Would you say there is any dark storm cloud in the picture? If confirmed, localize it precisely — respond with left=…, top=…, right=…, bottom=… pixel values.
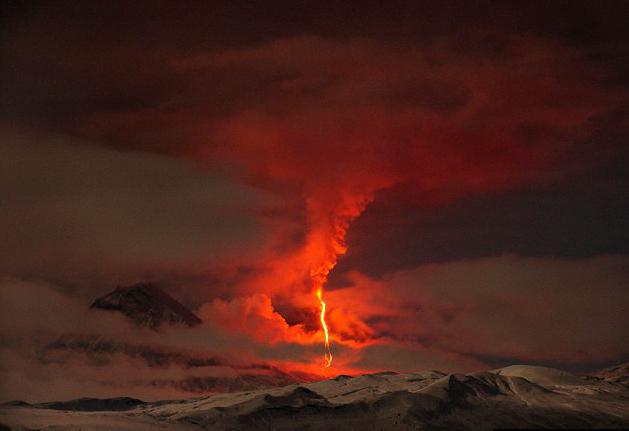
left=0, top=127, right=272, bottom=293
left=329, top=106, right=629, bottom=280
left=2, top=0, right=629, bottom=136
left=330, top=175, right=629, bottom=281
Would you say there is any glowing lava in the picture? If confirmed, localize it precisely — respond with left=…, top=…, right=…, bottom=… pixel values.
left=305, top=193, right=376, bottom=368
left=315, top=287, right=333, bottom=367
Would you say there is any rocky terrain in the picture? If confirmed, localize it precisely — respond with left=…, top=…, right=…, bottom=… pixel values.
left=2, top=364, right=628, bottom=430
left=590, top=362, right=629, bottom=388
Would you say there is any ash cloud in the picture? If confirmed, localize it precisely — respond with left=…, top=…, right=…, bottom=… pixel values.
left=1, top=1, right=629, bottom=396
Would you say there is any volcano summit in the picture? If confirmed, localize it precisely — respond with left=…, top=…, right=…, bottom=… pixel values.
left=90, top=283, right=202, bottom=330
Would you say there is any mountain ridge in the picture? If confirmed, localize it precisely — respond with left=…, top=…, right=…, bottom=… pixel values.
left=2, top=363, right=628, bottom=430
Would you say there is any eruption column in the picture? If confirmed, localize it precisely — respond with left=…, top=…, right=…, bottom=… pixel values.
left=306, top=191, right=376, bottom=368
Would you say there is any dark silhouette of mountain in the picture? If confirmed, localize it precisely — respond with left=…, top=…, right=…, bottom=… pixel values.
left=37, top=397, right=145, bottom=412
left=90, top=283, right=202, bottom=329
left=44, top=335, right=221, bottom=368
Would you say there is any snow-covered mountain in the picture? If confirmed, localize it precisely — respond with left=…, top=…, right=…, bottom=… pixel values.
left=2, top=364, right=628, bottom=430
left=590, top=362, right=629, bottom=388
left=90, top=283, right=202, bottom=329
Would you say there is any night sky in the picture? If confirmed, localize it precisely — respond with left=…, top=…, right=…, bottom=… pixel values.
left=1, top=1, right=628, bottom=401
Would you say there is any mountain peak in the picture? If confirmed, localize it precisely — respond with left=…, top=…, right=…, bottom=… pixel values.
left=90, top=283, right=202, bottom=330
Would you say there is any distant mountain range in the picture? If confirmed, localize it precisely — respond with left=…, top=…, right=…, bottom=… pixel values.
left=90, top=283, right=202, bottom=329
left=2, top=364, right=628, bottom=430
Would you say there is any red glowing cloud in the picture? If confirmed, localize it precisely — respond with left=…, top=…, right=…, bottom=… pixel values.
left=167, top=36, right=622, bottom=368
left=68, top=34, right=629, bottom=371
left=7, top=31, right=629, bottom=375
left=3, top=2, right=629, bottom=406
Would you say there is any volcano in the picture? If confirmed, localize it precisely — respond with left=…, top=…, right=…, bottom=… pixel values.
left=90, top=283, right=202, bottom=330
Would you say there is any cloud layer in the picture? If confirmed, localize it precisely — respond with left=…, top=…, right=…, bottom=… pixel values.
left=0, top=127, right=274, bottom=298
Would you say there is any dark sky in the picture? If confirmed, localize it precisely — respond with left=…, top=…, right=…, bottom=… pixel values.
left=1, top=0, right=628, bottom=401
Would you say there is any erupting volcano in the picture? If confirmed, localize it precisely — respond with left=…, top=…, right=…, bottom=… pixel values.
left=3, top=2, right=629, bottom=429
left=309, top=259, right=337, bottom=368
left=303, top=191, right=377, bottom=369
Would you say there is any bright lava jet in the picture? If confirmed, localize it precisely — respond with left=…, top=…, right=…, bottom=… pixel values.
left=316, top=287, right=333, bottom=367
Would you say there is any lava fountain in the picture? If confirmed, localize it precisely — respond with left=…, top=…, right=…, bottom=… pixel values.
left=305, top=191, right=376, bottom=369
left=315, top=287, right=333, bottom=367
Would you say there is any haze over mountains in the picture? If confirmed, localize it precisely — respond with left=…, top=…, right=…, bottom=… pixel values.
left=6, top=282, right=629, bottom=430
left=41, top=283, right=314, bottom=395
left=2, top=363, right=628, bottom=430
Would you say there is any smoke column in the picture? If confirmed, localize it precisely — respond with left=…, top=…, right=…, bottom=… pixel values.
left=304, top=190, right=375, bottom=367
